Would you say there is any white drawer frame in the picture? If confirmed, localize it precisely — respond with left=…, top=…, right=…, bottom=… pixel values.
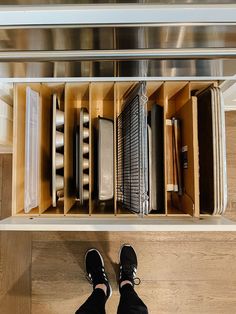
left=0, top=216, right=236, bottom=232
left=0, top=77, right=235, bottom=231
left=0, top=3, right=236, bottom=231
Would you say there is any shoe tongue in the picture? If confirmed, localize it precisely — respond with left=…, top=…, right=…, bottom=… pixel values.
left=123, top=264, right=135, bottom=275
left=92, top=269, right=107, bottom=287
left=121, top=265, right=135, bottom=284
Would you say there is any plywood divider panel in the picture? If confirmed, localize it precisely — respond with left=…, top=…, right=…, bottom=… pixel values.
left=164, top=82, right=200, bottom=216
left=155, top=84, right=165, bottom=106
left=165, top=83, right=189, bottom=119
left=164, top=82, right=188, bottom=100
left=39, top=85, right=53, bottom=214
left=174, top=83, right=190, bottom=112
left=146, top=81, right=163, bottom=111
left=90, top=82, right=114, bottom=215
left=163, top=83, right=168, bottom=215
left=13, top=208, right=39, bottom=217
left=173, top=96, right=200, bottom=217
left=164, top=82, right=190, bottom=216
left=12, top=83, right=40, bottom=215
left=115, top=82, right=137, bottom=116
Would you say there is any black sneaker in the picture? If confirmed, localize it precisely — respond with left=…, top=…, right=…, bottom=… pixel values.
left=119, top=244, right=141, bottom=289
left=85, top=248, right=112, bottom=299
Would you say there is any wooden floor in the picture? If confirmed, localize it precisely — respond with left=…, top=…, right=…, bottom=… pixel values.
left=1, top=112, right=236, bottom=314
left=224, top=112, right=236, bottom=222
left=0, top=155, right=32, bottom=314
left=31, top=232, right=236, bottom=314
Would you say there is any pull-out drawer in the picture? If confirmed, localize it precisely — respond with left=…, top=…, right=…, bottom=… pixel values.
left=0, top=80, right=235, bottom=231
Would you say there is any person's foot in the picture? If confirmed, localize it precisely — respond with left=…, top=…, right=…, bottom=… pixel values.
left=85, top=248, right=112, bottom=299
left=119, top=244, right=141, bottom=290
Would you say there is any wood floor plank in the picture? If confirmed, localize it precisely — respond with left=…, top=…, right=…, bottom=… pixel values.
left=32, top=240, right=236, bottom=281
left=33, top=280, right=236, bottom=314
left=0, top=155, right=3, bottom=205
left=225, top=112, right=236, bottom=221
left=32, top=231, right=236, bottom=243
left=137, top=280, right=236, bottom=314
left=0, top=155, right=3, bottom=218
left=0, top=232, right=32, bottom=314
left=1, top=154, right=12, bottom=219
left=226, top=112, right=236, bottom=202
left=32, top=240, right=236, bottom=314
left=0, top=154, right=31, bottom=314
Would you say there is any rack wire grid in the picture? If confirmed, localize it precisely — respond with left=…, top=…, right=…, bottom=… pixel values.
left=117, top=82, right=149, bottom=215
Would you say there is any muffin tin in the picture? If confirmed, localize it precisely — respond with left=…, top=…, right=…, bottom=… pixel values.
left=76, top=107, right=90, bottom=204
left=52, top=93, right=65, bottom=207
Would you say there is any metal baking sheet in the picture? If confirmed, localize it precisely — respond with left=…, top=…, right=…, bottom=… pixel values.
left=98, top=117, right=114, bottom=201
left=218, top=88, right=228, bottom=215
left=215, top=87, right=227, bottom=215
left=148, top=124, right=152, bottom=213
left=52, top=93, right=57, bottom=207
left=211, top=88, right=219, bottom=215
left=197, top=88, right=215, bottom=214
left=214, top=87, right=222, bottom=215
left=150, top=104, right=164, bottom=212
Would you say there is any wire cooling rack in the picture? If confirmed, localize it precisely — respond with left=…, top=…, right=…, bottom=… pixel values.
left=117, top=82, right=149, bottom=215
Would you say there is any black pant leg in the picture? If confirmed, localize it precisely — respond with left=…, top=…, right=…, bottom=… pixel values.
left=76, top=288, right=106, bottom=314
left=117, top=284, right=148, bottom=314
